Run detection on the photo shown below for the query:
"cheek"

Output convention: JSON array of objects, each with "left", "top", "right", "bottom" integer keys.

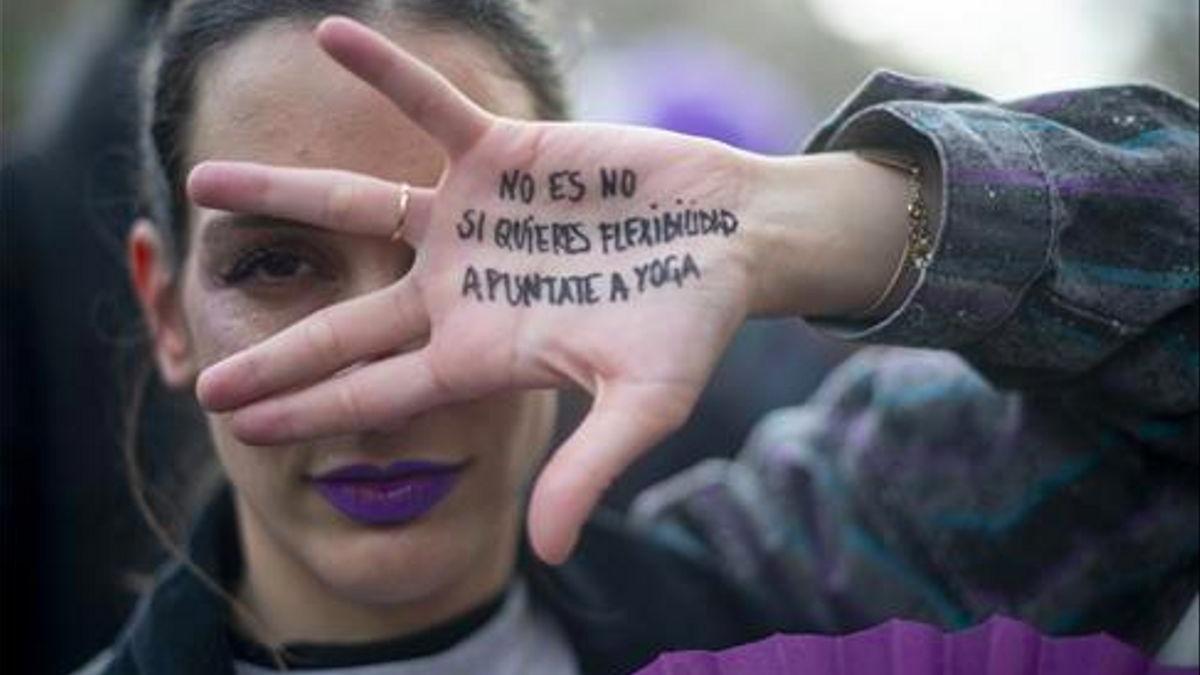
[
  {"left": 205, "top": 413, "right": 285, "bottom": 488},
  {"left": 183, "top": 286, "right": 298, "bottom": 369},
  {"left": 180, "top": 247, "right": 340, "bottom": 368}
]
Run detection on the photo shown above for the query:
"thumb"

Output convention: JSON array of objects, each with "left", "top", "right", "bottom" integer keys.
[{"left": 526, "top": 381, "right": 694, "bottom": 564}]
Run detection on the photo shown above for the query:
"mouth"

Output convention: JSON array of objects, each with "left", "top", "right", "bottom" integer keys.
[{"left": 312, "top": 460, "right": 467, "bottom": 526}]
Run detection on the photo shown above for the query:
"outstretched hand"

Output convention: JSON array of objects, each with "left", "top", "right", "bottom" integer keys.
[{"left": 190, "top": 16, "right": 761, "bottom": 563}]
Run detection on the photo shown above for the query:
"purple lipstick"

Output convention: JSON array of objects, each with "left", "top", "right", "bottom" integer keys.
[{"left": 313, "top": 460, "right": 465, "bottom": 526}]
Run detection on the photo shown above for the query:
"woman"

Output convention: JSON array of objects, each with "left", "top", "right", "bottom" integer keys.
[
  {"left": 88, "top": 2, "right": 777, "bottom": 673},
  {"left": 86, "top": 0, "right": 1197, "bottom": 673}
]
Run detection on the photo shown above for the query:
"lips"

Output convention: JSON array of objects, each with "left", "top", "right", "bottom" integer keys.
[{"left": 313, "top": 460, "right": 465, "bottom": 526}]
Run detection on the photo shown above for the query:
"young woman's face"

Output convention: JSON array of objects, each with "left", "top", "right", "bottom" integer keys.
[{"left": 161, "top": 22, "right": 556, "bottom": 620}]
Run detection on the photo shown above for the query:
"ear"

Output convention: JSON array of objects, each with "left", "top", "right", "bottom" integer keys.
[{"left": 128, "top": 219, "right": 196, "bottom": 388}]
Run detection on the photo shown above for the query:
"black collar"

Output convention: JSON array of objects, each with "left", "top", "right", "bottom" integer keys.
[{"left": 227, "top": 588, "right": 508, "bottom": 669}]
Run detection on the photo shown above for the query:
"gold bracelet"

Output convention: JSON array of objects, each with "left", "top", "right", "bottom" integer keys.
[{"left": 852, "top": 148, "right": 934, "bottom": 319}]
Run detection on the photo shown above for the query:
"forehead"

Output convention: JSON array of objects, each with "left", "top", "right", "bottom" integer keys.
[{"left": 189, "top": 20, "right": 532, "bottom": 184}]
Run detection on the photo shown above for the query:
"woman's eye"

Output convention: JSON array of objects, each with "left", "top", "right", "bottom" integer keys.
[{"left": 222, "top": 248, "right": 318, "bottom": 286}]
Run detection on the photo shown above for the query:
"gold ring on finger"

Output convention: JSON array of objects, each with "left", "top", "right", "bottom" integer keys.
[{"left": 391, "top": 183, "right": 411, "bottom": 244}]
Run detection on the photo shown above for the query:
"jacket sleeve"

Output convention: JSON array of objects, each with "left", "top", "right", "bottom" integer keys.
[
  {"left": 805, "top": 70, "right": 1198, "bottom": 464},
  {"left": 629, "top": 73, "right": 1199, "bottom": 651}
]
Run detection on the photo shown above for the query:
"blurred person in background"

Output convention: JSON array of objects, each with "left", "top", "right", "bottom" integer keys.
[{"left": 2, "top": 2, "right": 187, "bottom": 674}]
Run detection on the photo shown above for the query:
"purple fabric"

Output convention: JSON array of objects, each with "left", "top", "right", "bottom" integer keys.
[{"left": 632, "top": 616, "right": 1197, "bottom": 675}]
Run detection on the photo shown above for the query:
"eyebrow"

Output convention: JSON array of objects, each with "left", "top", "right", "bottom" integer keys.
[{"left": 200, "top": 214, "right": 320, "bottom": 247}]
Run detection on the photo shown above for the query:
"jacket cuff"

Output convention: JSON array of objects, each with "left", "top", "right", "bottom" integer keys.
[{"left": 803, "top": 71, "right": 1054, "bottom": 349}]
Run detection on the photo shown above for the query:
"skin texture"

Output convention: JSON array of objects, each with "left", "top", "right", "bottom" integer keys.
[
  {"left": 129, "top": 20, "right": 558, "bottom": 644},
  {"left": 188, "top": 18, "right": 915, "bottom": 566}
]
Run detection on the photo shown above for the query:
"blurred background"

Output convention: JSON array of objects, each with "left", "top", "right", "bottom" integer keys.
[{"left": 2, "top": 0, "right": 1197, "bottom": 672}]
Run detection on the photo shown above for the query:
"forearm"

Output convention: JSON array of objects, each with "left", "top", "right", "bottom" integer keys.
[{"left": 733, "top": 72, "right": 1198, "bottom": 462}]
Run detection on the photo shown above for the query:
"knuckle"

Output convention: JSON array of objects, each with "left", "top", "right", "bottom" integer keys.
[
  {"left": 232, "top": 352, "right": 264, "bottom": 397},
  {"left": 271, "top": 405, "right": 298, "bottom": 441},
  {"left": 305, "top": 315, "right": 345, "bottom": 365},
  {"left": 335, "top": 381, "right": 367, "bottom": 431},
  {"left": 324, "top": 180, "right": 359, "bottom": 225},
  {"left": 409, "top": 92, "right": 441, "bottom": 129}
]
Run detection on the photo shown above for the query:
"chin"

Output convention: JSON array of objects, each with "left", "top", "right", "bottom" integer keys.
[{"left": 303, "top": 509, "right": 512, "bottom": 606}]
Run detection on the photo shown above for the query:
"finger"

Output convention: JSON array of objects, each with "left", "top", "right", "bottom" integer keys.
[
  {"left": 188, "top": 161, "right": 434, "bottom": 245},
  {"left": 227, "top": 347, "right": 455, "bottom": 445},
  {"left": 315, "top": 16, "right": 493, "bottom": 158},
  {"left": 526, "top": 382, "right": 695, "bottom": 564},
  {"left": 196, "top": 279, "right": 428, "bottom": 412}
]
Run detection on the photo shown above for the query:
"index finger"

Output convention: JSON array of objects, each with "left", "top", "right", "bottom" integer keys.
[
  {"left": 315, "top": 16, "right": 494, "bottom": 158},
  {"left": 188, "top": 162, "right": 434, "bottom": 245}
]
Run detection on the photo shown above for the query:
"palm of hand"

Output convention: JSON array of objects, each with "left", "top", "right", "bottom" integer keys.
[{"left": 420, "top": 120, "right": 752, "bottom": 407}]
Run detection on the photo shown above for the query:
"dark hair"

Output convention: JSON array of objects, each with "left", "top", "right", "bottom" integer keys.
[
  {"left": 139, "top": 0, "right": 567, "bottom": 260},
  {"left": 127, "top": 0, "right": 567, "bottom": 663}
]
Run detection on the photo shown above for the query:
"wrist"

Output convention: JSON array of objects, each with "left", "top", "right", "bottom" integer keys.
[{"left": 736, "top": 150, "right": 917, "bottom": 319}]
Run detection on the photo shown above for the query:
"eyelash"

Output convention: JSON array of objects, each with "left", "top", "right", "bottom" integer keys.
[{"left": 219, "top": 246, "right": 323, "bottom": 287}]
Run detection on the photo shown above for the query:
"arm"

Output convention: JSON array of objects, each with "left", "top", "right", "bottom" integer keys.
[
  {"left": 633, "top": 73, "right": 1199, "bottom": 647},
  {"left": 740, "top": 71, "right": 1199, "bottom": 462}
]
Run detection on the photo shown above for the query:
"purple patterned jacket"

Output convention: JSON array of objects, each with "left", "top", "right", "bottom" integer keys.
[{"left": 630, "top": 72, "right": 1199, "bottom": 652}]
